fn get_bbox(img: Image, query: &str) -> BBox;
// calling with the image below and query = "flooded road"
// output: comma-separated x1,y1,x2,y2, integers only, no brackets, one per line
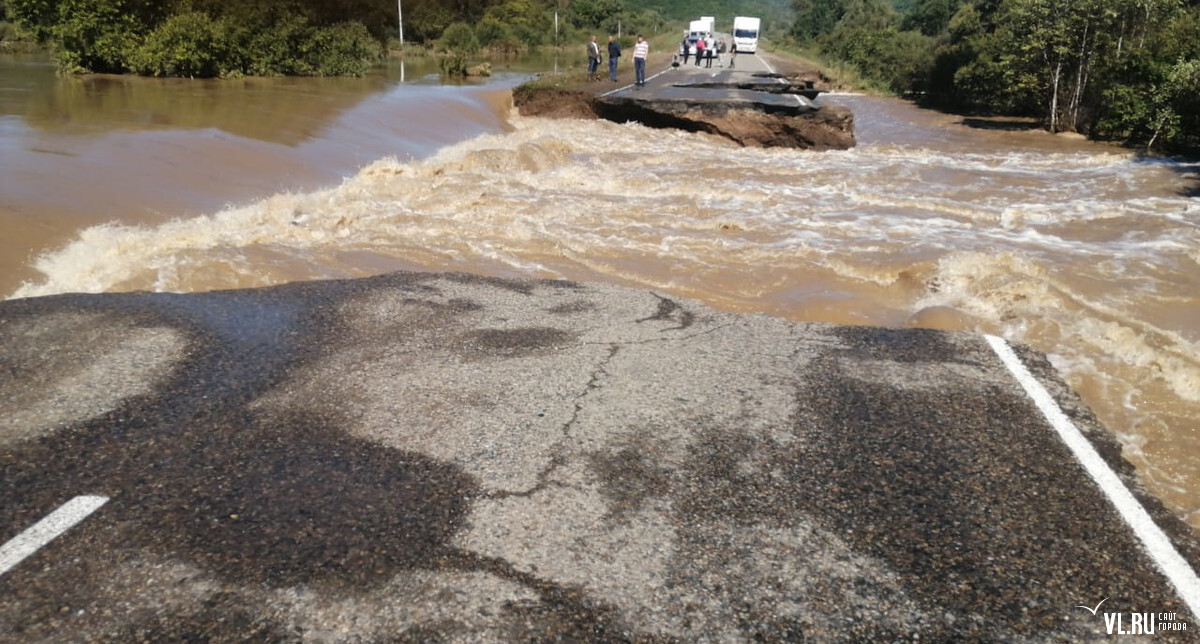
2,51,1198,531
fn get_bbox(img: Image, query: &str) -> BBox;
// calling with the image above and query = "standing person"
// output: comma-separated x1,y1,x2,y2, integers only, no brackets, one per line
729,41,736,69
705,35,715,68
633,34,649,87
694,36,705,67
681,36,690,65
607,35,621,82
587,35,601,81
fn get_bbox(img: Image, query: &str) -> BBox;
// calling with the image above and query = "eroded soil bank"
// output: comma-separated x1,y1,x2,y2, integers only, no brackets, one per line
512,52,854,150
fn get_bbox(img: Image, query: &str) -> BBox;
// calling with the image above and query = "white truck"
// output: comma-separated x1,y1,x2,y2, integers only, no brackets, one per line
684,19,708,55
699,16,715,34
732,16,761,54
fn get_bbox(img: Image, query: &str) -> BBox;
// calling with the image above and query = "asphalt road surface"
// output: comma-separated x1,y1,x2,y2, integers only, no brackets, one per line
604,41,817,113
2,272,1199,642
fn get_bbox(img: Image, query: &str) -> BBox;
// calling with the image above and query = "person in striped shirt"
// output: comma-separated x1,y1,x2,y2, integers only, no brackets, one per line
633,35,649,87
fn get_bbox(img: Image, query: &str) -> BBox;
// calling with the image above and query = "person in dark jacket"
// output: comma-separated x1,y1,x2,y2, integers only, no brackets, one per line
607,35,621,82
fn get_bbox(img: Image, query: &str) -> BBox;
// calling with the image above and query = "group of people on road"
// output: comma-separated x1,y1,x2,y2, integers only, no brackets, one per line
587,34,649,86
588,28,743,87
680,34,731,69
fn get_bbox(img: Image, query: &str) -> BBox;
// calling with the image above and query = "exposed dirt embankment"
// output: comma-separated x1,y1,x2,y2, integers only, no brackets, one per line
512,86,600,120
512,54,855,150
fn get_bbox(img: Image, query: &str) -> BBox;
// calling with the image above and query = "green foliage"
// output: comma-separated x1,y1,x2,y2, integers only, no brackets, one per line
0,0,38,47
439,52,469,76
130,11,227,77
572,0,624,31
792,0,846,42
1159,57,1200,148
10,0,382,76
312,22,382,75
901,0,963,36
795,0,1200,149
9,0,61,42
12,0,803,80
49,0,166,73
475,16,515,48
809,0,935,94
405,3,456,42
479,0,550,48
439,21,479,53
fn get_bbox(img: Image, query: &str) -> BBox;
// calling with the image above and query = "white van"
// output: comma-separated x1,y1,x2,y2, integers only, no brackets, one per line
732,16,761,54
684,19,708,55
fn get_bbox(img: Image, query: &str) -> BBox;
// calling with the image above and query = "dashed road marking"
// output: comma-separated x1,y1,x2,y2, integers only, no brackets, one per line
986,334,1200,620
0,495,109,578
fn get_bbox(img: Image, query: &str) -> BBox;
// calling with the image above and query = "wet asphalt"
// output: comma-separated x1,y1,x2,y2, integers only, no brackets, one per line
1,272,1198,642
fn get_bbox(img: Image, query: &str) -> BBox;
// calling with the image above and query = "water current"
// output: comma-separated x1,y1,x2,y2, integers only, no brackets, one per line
2,52,1198,530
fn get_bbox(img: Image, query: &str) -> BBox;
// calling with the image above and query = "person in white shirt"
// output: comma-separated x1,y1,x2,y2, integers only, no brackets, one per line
633,35,649,86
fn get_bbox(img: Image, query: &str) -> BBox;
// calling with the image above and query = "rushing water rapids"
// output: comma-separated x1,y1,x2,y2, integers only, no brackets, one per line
2,53,1198,531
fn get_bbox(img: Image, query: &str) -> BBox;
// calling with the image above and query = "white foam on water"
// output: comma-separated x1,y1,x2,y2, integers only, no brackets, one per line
9,103,1200,528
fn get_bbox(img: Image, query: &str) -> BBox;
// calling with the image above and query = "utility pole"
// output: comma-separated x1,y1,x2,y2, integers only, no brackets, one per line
397,0,404,47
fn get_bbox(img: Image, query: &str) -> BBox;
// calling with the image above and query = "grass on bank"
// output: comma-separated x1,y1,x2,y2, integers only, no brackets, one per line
766,40,888,95
0,20,39,53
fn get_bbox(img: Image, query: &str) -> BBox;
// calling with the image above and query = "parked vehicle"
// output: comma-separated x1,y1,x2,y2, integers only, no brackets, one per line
683,19,708,56
732,16,760,54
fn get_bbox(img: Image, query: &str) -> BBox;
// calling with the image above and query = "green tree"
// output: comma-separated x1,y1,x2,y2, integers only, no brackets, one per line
405,1,455,42
792,0,846,42
439,21,478,52
572,0,623,31
51,0,167,73
924,2,1017,111
1092,1,1200,148
312,21,383,75
9,0,61,42
901,0,963,36
481,0,550,47
130,11,228,77
475,15,515,48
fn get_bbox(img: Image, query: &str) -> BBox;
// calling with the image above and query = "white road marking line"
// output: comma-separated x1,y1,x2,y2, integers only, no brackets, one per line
986,334,1200,619
600,69,671,98
757,53,774,74
753,55,806,107
0,495,109,578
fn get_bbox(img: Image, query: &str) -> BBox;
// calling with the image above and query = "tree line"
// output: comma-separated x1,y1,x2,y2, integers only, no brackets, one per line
4,0,388,76
792,0,1200,151
0,0,689,77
